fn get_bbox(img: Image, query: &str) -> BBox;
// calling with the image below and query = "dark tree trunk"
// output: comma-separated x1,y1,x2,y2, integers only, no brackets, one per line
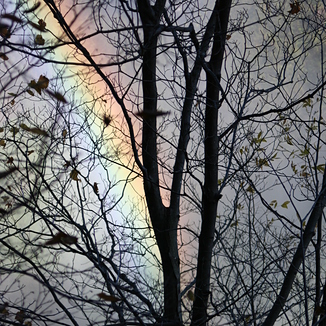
191,1,232,325
138,0,232,324
138,0,181,324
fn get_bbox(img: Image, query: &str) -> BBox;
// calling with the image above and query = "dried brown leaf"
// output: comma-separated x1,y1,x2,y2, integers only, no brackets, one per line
28,127,48,136
0,24,10,38
187,290,195,301
136,110,170,119
15,310,26,323
28,75,49,94
0,53,8,60
29,80,41,95
26,89,34,96
38,19,46,31
38,75,49,89
93,182,99,194
289,1,300,14
29,19,47,32
46,90,67,103
103,114,112,127
97,293,121,302
70,169,80,181
44,231,78,246
35,34,45,45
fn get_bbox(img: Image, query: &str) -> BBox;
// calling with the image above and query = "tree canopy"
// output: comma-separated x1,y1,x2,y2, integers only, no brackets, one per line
1,0,326,325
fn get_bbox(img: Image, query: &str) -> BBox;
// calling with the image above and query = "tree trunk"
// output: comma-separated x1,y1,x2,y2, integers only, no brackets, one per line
191,1,232,325
138,0,181,324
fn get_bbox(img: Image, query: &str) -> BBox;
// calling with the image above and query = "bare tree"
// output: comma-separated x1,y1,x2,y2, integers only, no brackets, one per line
1,0,326,325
